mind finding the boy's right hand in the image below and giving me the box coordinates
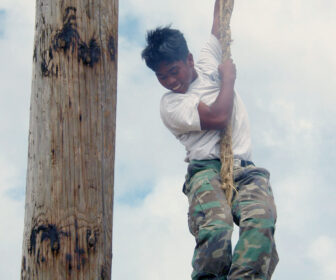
[218,59,236,85]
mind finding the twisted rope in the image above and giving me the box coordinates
[219,0,235,207]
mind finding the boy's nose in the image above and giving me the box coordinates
[167,76,177,86]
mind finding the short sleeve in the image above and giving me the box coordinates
[196,34,222,74]
[160,92,201,135]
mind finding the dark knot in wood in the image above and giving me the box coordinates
[78,39,101,68]
[29,224,69,256]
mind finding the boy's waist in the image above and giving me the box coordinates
[187,158,254,179]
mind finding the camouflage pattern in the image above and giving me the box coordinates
[183,159,278,280]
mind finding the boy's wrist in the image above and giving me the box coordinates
[221,78,235,89]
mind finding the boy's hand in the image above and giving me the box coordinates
[218,59,236,84]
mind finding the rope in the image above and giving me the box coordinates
[219,0,235,207]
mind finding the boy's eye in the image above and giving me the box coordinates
[170,68,179,75]
[156,74,166,80]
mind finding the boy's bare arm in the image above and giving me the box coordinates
[198,59,235,130]
[197,0,235,131]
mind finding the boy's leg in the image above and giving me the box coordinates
[184,167,233,280]
[228,165,279,280]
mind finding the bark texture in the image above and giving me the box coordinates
[219,0,235,207]
[21,0,118,279]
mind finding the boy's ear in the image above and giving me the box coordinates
[187,53,194,67]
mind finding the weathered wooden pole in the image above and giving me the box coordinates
[21,0,118,279]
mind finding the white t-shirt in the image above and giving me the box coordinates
[160,34,252,162]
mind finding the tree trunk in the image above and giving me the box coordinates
[21,0,118,279]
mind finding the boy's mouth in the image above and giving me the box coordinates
[172,84,182,91]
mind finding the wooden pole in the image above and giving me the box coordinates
[21,0,118,279]
[219,0,235,206]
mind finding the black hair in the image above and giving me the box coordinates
[141,26,190,71]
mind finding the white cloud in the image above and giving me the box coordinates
[275,174,317,232]
[0,2,36,279]
[0,196,24,280]
[0,0,35,22]
[308,236,336,280]
[0,159,25,280]
[113,176,194,280]
[255,97,316,150]
[0,0,33,170]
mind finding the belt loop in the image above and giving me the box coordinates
[233,158,254,167]
[233,158,241,167]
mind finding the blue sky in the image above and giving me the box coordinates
[0,0,336,279]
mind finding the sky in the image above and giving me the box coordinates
[0,0,335,279]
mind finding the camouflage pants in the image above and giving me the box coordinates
[183,159,278,280]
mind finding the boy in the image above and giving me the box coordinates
[141,1,278,279]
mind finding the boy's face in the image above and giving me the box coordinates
[155,53,197,94]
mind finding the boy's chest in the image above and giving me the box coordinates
[191,75,219,105]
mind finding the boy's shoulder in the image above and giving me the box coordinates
[161,90,198,105]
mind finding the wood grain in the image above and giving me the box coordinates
[21,1,118,279]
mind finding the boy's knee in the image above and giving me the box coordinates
[197,221,233,243]
[239,202,277,230]
[192,225,232,279]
